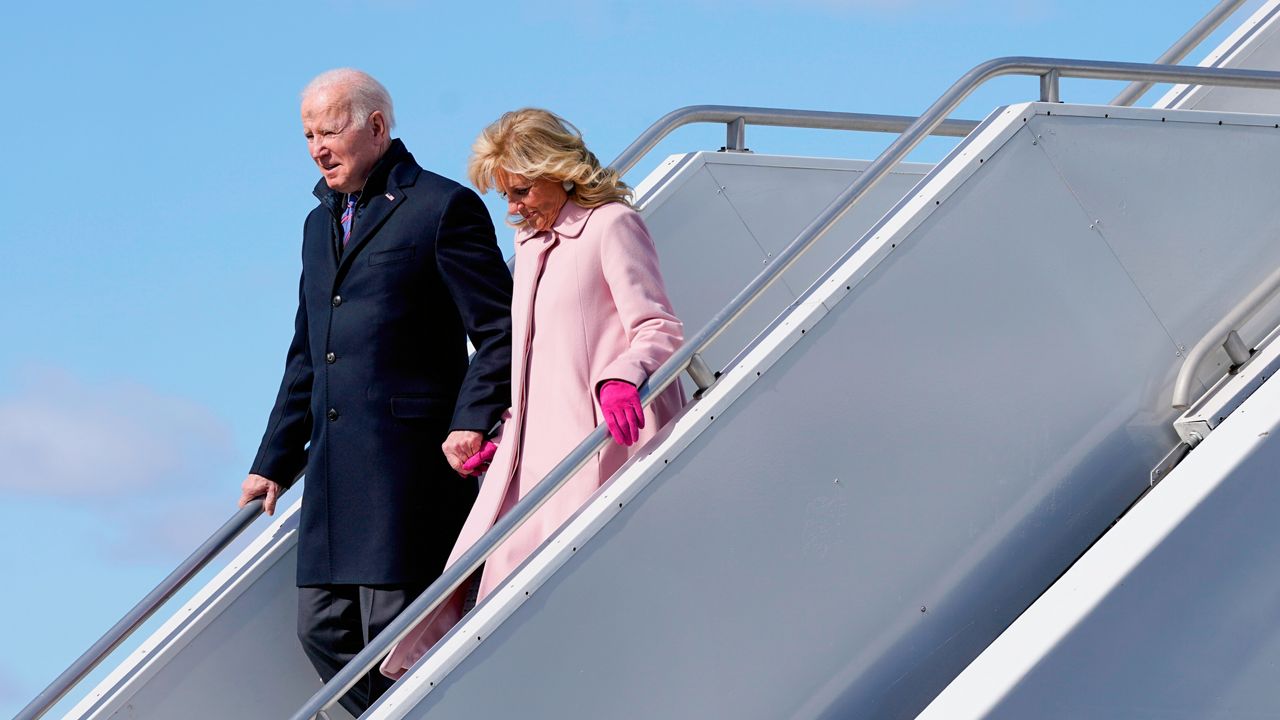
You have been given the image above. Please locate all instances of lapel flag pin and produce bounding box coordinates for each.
[385,193,395,201]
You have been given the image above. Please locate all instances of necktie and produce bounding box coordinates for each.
[341,194,358,246]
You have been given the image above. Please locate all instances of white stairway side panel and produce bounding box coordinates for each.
[637,161,793,375]
[702,156,930,300]
[1027,106,1280,391]
[918,368,1280,720]
[642,154,929,375]
[383,104,1197,720]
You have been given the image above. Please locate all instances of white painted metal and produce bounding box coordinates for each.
[369,103,1280,720]
[917,353,1280,720]
[641,152,933,374]
[1013,103,1280,398]
[1157,0,1280,111]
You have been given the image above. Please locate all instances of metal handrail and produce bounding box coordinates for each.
[610,105,980,176]
[16,498,269,720]
[1171,262,1280,410]
[1112,0,1249,106]
[289,56,1280,720]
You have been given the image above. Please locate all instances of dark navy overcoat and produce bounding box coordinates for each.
[251,140,512,586]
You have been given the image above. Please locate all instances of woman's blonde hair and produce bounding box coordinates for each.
[468,108,632,226]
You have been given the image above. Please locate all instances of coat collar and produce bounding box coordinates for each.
[515,200,596,245]
[313,138,420,281]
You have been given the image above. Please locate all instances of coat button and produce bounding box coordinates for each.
[326,352,336,364]
[327,408,339,421]
[331,295,343,307]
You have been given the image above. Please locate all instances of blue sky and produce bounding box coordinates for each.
[0,0,1263,715]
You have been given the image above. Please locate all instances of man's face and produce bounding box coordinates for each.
[301,91,387,194]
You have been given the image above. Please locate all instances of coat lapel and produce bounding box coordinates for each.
[335,160,421,284]
[336,189,406,279]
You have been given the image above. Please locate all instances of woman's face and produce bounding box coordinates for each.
[497,170,568,232]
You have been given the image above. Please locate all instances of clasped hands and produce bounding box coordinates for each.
[444,380,644,479]
[442,430,496,477]
[242,383,647,514]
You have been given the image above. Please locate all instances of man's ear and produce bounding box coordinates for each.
[368,110,387,139]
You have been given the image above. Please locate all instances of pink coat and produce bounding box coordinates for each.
[382,201,685,678]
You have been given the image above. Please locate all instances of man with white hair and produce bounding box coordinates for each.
[238,68,512,715]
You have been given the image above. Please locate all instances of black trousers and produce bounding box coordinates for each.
[297,582,427,717]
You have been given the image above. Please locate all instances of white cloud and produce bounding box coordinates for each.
[0,366,236,498]
[0,662,28,709]
[103,493,251,565]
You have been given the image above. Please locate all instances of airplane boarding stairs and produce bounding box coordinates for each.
[31,42,1280,720]
[52,93,1280,719]
[360,100,1280,720]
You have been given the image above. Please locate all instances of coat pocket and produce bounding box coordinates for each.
[370,245,416,266]
[390,394,451,419]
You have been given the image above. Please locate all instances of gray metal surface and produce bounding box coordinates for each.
[380,105,1280,720]
[1019,104,1280,403]
[918,353,1280,720]
[647,154,933,373]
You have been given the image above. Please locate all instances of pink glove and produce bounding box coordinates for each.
[460,441,498,476]
[598,380,644,446]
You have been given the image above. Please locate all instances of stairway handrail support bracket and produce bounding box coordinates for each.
[285,56,1280,720]
[610,105,981,178]
[1172,262,1280,410]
